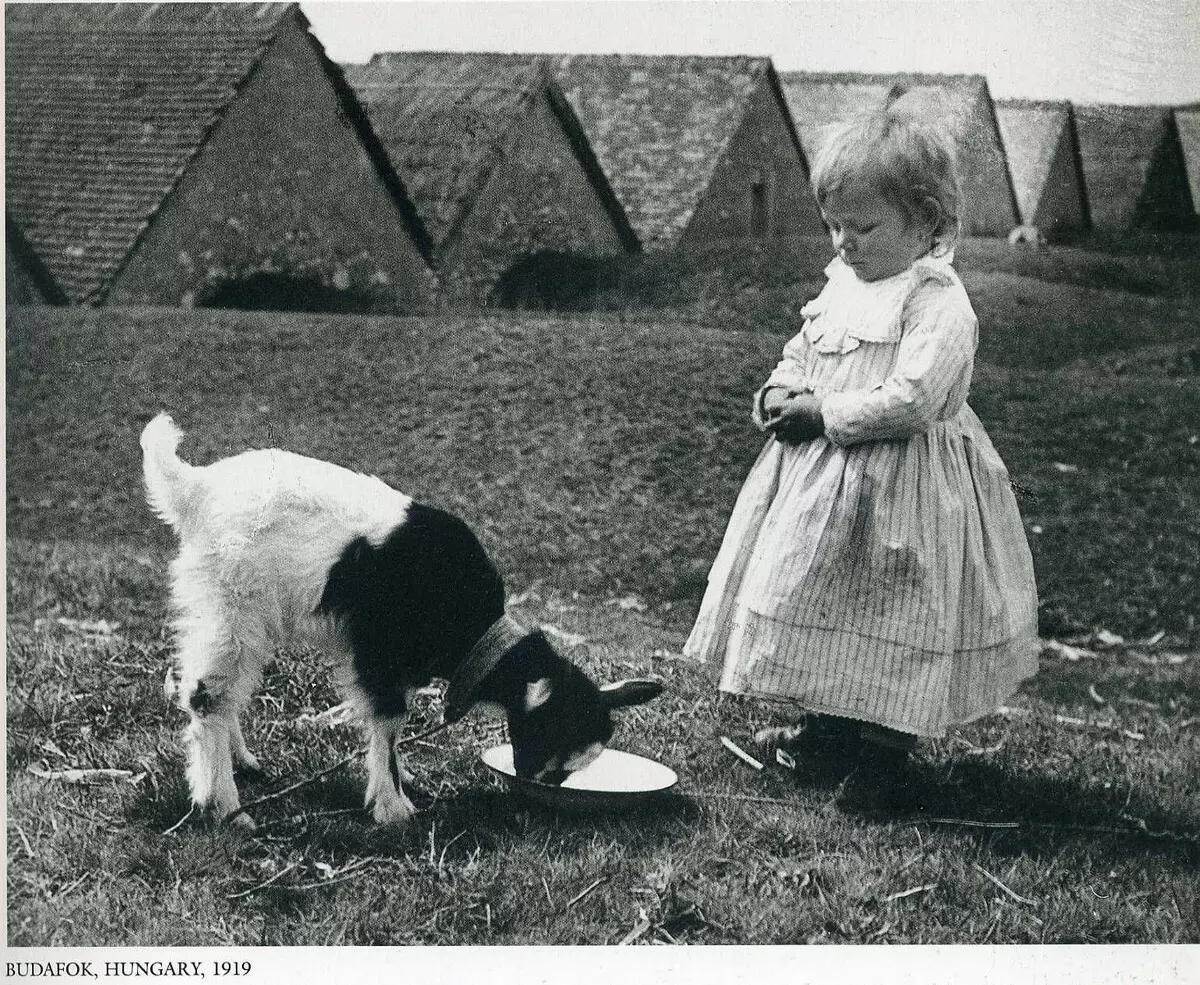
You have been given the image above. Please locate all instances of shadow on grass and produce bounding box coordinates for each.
[844,757,1200,867]
[426,784,700,846]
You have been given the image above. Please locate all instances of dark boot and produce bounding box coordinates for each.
[838,731,924,814]
[756,714,863,779]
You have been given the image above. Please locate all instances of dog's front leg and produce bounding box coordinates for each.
[230,716,262,775]
[364,718,416,825]
[185,709,254,830]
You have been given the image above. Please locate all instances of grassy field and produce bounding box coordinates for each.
[6,260,1200,945]
[555,234,1200,336]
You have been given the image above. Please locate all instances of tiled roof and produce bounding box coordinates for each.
[780,71,1018,234]
[994,99,1082,228]
[344,53,550,250]
[1074,103,1194,231]
[348,52,768,250]
[1174,107,1200,216]
[5,3,299,303]
[549,54,775,249]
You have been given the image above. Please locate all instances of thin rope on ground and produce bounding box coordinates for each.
[218,719,452,827]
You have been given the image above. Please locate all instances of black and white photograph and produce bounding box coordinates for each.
[4,0,1198,974]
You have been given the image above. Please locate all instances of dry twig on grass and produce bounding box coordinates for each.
[227,861,302,900]
[27,766,135,784]
[287,870,370,893]
[224,749,365,825]
[567,877,608,909]
[883,883,937,903]
[618,915,653,945]
[162,804,195,836]
[972,862,1039,906]
[250,807,361,836]
[999,706,1145,740]
[14,824,37,858]
[921,817,1020,831]
[719,736,764,770]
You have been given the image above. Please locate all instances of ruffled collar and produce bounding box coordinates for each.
[800,251,958,354]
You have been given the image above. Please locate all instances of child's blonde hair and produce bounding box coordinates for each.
[810,84,961,255]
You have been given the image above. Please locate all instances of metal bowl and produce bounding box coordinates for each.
[480,744,678,813]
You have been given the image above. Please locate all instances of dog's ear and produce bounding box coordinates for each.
[598,678,663,709]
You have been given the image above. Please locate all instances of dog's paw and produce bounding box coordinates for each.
[370,793,417,826]
[234,751,264,777]
[218,809,257,832]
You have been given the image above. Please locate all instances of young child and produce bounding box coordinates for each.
[684,90,1039,810]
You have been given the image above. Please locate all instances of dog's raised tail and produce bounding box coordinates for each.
[140,413,197,532]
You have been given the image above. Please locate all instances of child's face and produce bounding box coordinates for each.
[820,180,933,282]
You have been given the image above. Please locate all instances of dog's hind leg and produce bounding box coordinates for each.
[171,576,267,828]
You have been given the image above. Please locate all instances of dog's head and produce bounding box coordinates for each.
[498,632,663,784]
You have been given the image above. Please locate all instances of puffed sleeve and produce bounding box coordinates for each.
[751,294,824,428]
[751,331,812,427]
[820,280,977,446]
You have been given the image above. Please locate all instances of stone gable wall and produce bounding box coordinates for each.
[680,79,824,246]
[437,90,632,306]
[108,21,435,311]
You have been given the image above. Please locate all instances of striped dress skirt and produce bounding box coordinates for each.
[683,408,1040,737]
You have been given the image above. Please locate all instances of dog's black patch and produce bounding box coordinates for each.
[316,502,505,719]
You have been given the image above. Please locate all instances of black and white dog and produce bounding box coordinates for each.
[141,414,660,828]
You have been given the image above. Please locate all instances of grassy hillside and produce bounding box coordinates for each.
[546,235,1200,338]
[7,281,1200,638]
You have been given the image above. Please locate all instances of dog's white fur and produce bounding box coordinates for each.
[142,414,421,827]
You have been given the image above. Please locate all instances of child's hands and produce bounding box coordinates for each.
[759,386,793,420]
[767,393,825,443]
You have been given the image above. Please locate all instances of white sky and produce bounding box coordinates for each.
[302,0,1200,105]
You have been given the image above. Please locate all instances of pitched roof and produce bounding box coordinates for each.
[5,2,432,304]
[6,215,67,304]
[344,52,628,252]
[5,2,305,303]
[1074,103,1195,231]
[1174,106,1200,216]
[995,99,1087,231]
[349,52,794,250]
[548,54,780,249]
[779,71,1018,234]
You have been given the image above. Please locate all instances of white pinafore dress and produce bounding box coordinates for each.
[684,254,1039,737]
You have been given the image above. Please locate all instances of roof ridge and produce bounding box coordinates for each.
[365,50,770,68]
[996,98,1072,110]
[557,52,770,64]
[1073,101,1176,114]
[4,2,300,33]
[782,69,985,85]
